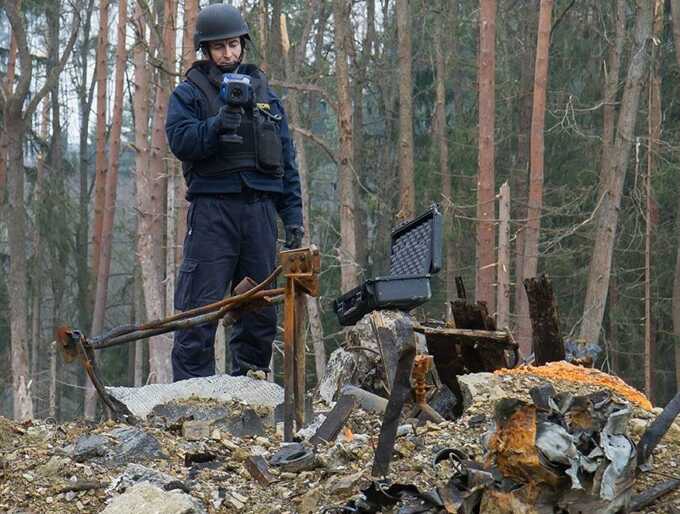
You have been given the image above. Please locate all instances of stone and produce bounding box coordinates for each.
[69,428,165,465]
[107,427,166,464]
[222,408,266,438]
[244,455,276,485]
[182,421,211,441]
[457,373,506,411]
[70,434,109,462]
[629,418,648,437]
[297,490,320,513]
[36,456,72,478]
[101,482,207,514]
[107,464,185,494]
[327,470,363,495]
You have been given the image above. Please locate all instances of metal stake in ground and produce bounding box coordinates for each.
[280,246,321,441]
[372,320,417,477]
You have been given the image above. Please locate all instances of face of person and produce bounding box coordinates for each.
[207,38,243,69]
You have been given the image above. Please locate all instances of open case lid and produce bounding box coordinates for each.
[389,204,443,276]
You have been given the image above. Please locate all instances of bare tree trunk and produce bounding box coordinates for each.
[258,0,269,73]
[396,0,415,219]
[592,1,625,375]
[333,0,360,291]
[76,0,96,338]
[164,0,181,332]
[433,0,455,303]
[145,0,177,384]
[3,1,78,420]
[516,0,553,357]
[177,0,197,263]
[91,0,109,301]
[280,6,327,383]
[30,100,50,415]
[92,0,127,352]
[600,0,626,191]
[579,0,653,346]
[180,0,198,73]
[133,3,171,385]
[269,0,283,78]
[497,182,510,329]
[6,127,32,420]
[84,0,110,419]
[512,0,536,340]
[644,0,663,400]
[670,0,680,391]
[476,0,496,312]
[0,0,19,208]
[133,266,145,386]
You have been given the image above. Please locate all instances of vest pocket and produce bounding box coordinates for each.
[256,118,283,174]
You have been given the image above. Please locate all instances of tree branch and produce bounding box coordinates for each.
[25,8,81,119]
[292,0,320,74]
[551,0,576,37]
[269,79,337,112]
[289,125,337,164]
[2,0,32,104]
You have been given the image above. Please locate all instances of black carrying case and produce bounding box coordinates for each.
[334,205,443,326]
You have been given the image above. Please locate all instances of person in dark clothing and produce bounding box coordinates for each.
[166,3,304,381]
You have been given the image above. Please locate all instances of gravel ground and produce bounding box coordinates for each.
[0,372,679,513]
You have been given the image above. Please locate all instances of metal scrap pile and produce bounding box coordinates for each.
[327,386,648,513]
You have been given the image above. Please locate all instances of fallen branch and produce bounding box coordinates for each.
[637,390,680,470]
[630,478,680,512]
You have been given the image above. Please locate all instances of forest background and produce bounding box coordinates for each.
[0,0,678,422]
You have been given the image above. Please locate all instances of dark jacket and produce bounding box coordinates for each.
[166,61,303,227]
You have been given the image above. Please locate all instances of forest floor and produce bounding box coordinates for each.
[0,368,679,513]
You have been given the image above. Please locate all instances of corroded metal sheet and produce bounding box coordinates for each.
[107,375,284,418]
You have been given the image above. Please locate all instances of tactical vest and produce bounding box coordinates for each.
[183,64,283,178]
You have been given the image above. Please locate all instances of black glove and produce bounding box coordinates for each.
[216,105,242,133]
[284,225,304,250]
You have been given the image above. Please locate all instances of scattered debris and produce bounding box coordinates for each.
[0,365,678,513]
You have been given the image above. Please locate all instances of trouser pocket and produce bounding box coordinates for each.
[174,258,199,311]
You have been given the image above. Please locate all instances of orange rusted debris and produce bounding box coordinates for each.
[495,361,652,411]
[485,403,561,488]
[478,485,543,514]
[412,354,433,405]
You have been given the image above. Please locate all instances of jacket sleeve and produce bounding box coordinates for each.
[271,96,303,228]
[165,82,223,162]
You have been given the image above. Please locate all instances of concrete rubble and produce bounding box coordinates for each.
[2,312,680,513]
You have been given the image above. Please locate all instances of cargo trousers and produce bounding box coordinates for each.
[172,190,277,381]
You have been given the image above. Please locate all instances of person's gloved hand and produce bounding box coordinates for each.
[216,106,242,133]
[284,225,304,249]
